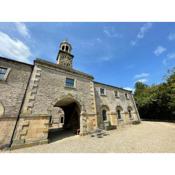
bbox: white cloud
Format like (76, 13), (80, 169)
(154, 46), (166, 56)
(168, 33), (175, 41)
(100, 56), (111, 61)
(130, 41), (136, 46)
(96, 38), (102, 43)
(163, 53), (175, 65)
(137, 23), (152, 39)
(124, 87), (135, 92)
(0, 31), (32, 63)
(15, 22), (30, 38)
(136, 78), (148, 83)
(134, 72), (149, 84)
(134, 73), (150, 79)
(103, 27), (122, 38)
(131, 22), (152, 46)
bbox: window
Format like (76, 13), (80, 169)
(100, 88), (106, 96)
(114, 90), (119, 98)
(66, 45), (69, 52)
(65, 78), (75, 88)
(128, 106), (133, 119)
(128, 109), (132, 118)
(62, 46), (65, 51)
(102, 109), (107, 121)
(0, 67), (7, 80)
(125, 93), (129, 100)
(116, 106), (123, 120)
(60, 116), (64, 123)
(117, 110), (121, 119)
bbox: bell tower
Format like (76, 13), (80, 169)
(56, 40), (74, 69)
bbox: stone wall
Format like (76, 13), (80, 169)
(94, 82), (140, 129)
(0, 57), (32, 148)
(12, 59), (97, 147)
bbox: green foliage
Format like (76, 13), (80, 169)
(134, 68), (175, 120)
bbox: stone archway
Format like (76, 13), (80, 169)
(54, 97), (81, 133)
(48, 95), (83, 142)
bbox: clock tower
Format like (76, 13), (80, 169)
(56, 40), (74, 69)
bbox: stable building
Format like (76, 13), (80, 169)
(0, 40), (140, 149)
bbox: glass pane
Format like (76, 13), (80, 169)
(66, 78), (74, 87)
(0, 67), (7, 74)
(0, 74), (4, 79)
(100, 88), (104, 94)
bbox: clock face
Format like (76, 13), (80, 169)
(59, 53), (72, 67)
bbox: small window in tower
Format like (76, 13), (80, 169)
(62, 46), (65, 51)
(66, 46), (69, 52)
(65, 78), (75, 88)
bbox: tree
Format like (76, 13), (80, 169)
(134, 68), (175, 121)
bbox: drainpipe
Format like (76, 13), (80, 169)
(9, 65), (33, 148)
(131, 93), (141, 122)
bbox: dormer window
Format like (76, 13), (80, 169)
(100, 88), (106, 96)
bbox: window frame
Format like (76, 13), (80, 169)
(0, 67), (11, 81)
(102, 109), (107, 121)
(114, 90), (120, 98)
(125, 93), (130, 100)
(128, 109), (132, 119)
(100, 88), (106, 96)
(65, 77), (76, 88)
(117, 109), (122, 120)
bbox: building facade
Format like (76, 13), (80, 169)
(0, 40), (140, 149)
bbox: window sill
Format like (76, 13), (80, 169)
(0, 79), (7, 83)
(115, 96), (120, 98)
(64, 86), (76, 90)
(100, 94), (107, 97)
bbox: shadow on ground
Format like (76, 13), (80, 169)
(141, 119), (175, 123)
(48, 128), (75, 143)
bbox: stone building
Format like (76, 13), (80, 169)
(0, 40), (140, 149)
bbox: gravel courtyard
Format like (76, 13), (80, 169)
(3, 121), (175, 153)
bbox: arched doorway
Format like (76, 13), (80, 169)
(48, 97), (81, 142)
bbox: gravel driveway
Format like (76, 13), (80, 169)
(2, 121), (175, 153)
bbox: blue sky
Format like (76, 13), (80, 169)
(0, 22), (175, 91)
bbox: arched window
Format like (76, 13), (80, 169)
(61, 116), (64, 123)
(117, 109), (121, 119)
(116, 106), (123, 120)
(66, 45), (69, 52)
(102, 109), (107, 121)
(62, 46), (64, 50)
(128, 106), (133, 118)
